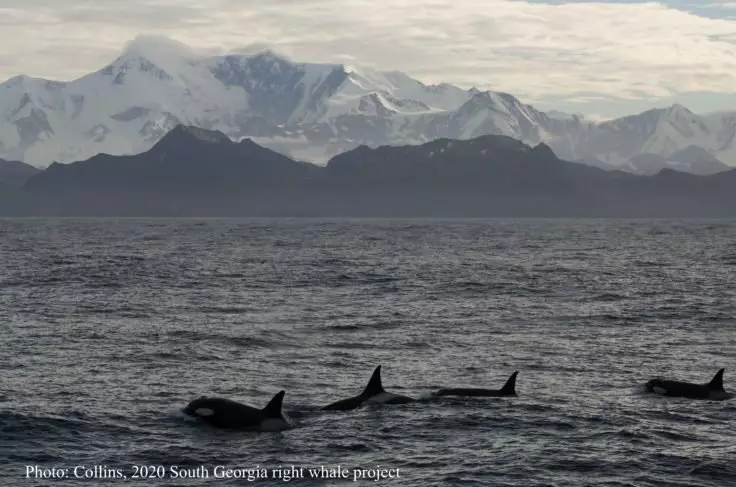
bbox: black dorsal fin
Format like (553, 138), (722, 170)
(708, 369), (725, 391)
(362, 366), (384, 396)
(262, 391), (286, 418)
(501, 371), (519, 395)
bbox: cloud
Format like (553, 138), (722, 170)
(703, 1), (736, 8)
(2, 0), (736, 109)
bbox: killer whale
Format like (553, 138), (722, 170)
(183, 391), (293, 431)
(435, 371), (518, 398)
(645, 368), (732, 401)
(322, 366), (414, 411)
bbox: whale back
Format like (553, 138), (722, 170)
(434, 370), (520, 397)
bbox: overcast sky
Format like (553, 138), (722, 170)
(2, 0), (736, 119)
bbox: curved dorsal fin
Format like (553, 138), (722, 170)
(362, 366), (384, 396)
(262, 391), (286, 418)
(708, 369), (725, 391)
(501, 371), (518, 395)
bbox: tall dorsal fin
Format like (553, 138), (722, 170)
(708, 369), (725, 391)
(362, 366), (384, 396)
(500, 371), (518, 395)
(262, 391), (286, 418)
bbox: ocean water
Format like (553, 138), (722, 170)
(0, 218), (734, 487)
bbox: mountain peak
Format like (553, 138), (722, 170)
(343, 64), (361, 75)
(4, 74), (30, 86)
(531, 142), (558, 160)
(461, 91), (495, 108)
(158, 125), (232, 146)
(247, 49), (292, 65)
(1, 74), (59, 90)
(100, 35), (198, 83)
(229, 44), (292, 62)
(0, 157), (40, 186)
(121, 35), (197, 61)
(665, 104), (695, 118)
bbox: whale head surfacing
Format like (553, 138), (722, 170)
(184, 391), (293, 431)
(646, 369), (733, 401)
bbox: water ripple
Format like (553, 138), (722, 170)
(0, 218), (734, 486)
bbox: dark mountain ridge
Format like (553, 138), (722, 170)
(26, 125), (318, 191)
(6, 125), (736, 217)
(0, 158), (39, 187)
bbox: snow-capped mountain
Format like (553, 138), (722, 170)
(1, 35), (735, 174)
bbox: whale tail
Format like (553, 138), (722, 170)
(362, 366), (384, 397)
(708, 369), (725, 391)
(262, 391), (286, 418)
(501, 371), (518, 396)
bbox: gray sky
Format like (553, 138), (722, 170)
(2, 0), (736, 119)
